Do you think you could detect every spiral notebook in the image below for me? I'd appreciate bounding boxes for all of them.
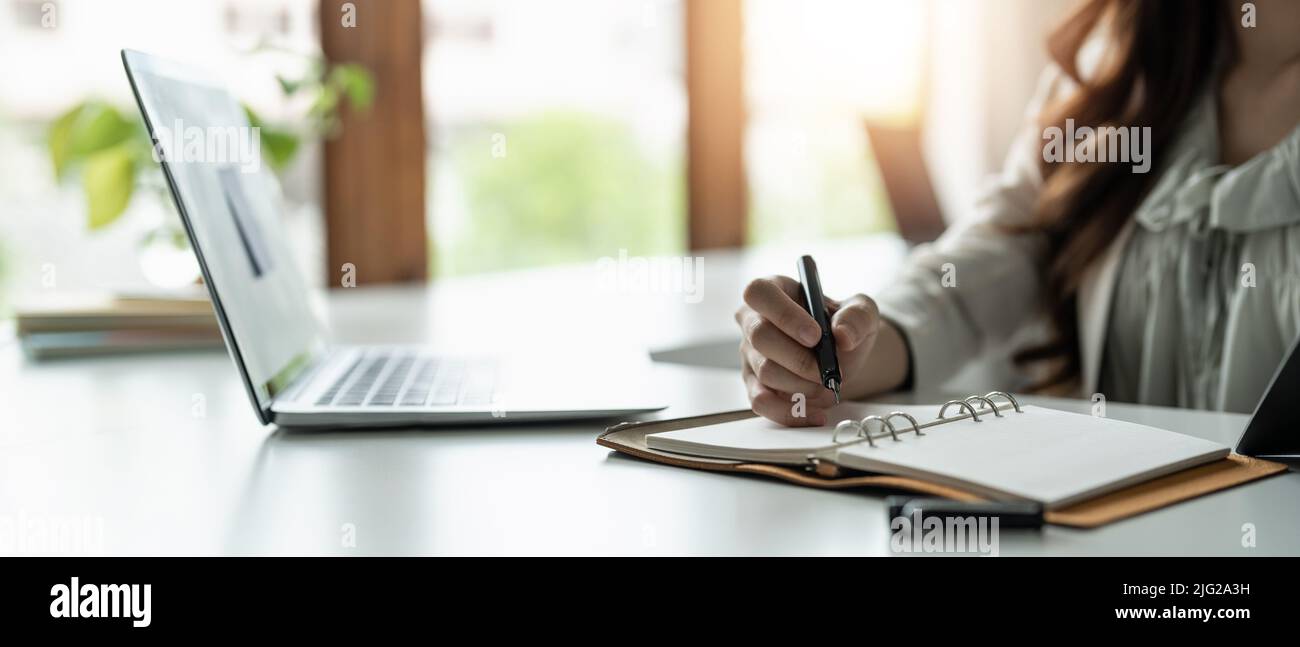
[628,393,1246,513]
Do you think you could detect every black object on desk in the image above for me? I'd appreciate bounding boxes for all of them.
[1235,331,1300,459]
[886,496,1045,529]
[796,255,842,403]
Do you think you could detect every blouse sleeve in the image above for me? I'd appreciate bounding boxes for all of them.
[875,66,1069,392]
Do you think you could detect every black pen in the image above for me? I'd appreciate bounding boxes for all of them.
[797,255,842,403]
[886,496,1045,529]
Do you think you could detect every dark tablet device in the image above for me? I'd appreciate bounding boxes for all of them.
[1235,333,1300,458]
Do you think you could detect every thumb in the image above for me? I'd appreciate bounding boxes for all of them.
[830,294,881,353]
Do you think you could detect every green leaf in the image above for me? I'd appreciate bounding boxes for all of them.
[276,74,305,97]
[48,104,86,178]
[331,64,374,111]
[242,104,301,170]
[48,102,138,179]
[243,104,265,128]
[259,128,300,171]
[309,85,341,123]
[82,145,137,229]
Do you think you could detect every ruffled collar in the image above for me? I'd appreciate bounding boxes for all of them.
[1133,80,1300,233]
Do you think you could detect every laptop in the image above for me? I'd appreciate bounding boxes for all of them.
[121,50,664,428]
[1235,332,1300,459]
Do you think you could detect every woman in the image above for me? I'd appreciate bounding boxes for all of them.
[735,0,1300,426]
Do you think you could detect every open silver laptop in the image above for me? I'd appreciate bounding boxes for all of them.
[121,50,664,428]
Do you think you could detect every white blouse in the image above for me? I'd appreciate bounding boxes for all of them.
[1100,84,1300,412]
[876,64,1300,413]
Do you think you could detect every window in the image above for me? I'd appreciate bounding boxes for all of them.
[423,0,686,277]
[0,0,321,310]
[744,0,926,244]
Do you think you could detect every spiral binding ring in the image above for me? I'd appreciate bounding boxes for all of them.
[964,395,1003,417]
[939,399,981,422]
[827,393,1020,455]
[983,391,1022,413]
[885,411,923,437]
[871,416,901,441]
[833,420,865,445]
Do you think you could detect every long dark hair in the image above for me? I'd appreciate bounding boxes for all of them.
[1012,0,1233,391]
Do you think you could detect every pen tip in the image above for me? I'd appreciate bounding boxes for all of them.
[828,379,840,404]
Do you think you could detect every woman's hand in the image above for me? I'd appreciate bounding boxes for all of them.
[734,275,909,426]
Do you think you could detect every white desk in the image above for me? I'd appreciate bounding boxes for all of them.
[2,237,1297,555]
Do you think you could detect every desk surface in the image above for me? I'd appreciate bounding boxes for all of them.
[3,239,1296,556]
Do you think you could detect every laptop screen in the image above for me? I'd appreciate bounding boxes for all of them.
[122,51,326,421]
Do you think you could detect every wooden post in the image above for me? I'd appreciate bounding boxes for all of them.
[319,0,427,285]
[685,0,747,249]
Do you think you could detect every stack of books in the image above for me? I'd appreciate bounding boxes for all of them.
[15,292,223,360]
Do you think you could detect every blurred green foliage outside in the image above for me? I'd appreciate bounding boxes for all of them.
[433,111,685,277]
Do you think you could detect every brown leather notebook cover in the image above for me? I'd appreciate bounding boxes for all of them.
[598,410,1287,528]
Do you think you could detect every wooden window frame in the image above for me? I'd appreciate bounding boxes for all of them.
[319,0,428,286]
[685,0,747,250]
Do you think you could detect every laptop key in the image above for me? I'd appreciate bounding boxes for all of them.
[429,387,459,405]
[322,355,498,408]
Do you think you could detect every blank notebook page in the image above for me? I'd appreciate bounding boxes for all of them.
[832,406,1228,508]
[647,405,1229,509]
[645,402,937,463]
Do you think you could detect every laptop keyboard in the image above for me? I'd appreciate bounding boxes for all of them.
[315,352,499,407]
